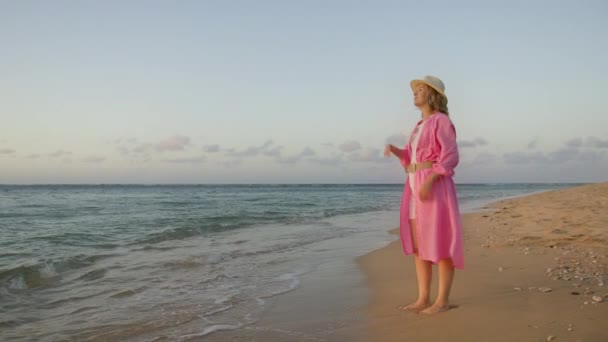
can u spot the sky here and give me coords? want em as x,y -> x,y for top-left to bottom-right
1,0 -> 607,184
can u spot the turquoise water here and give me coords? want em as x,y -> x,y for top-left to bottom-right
0,183 -> 581,340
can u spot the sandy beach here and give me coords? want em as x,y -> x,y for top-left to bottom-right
358,182 -> 608,342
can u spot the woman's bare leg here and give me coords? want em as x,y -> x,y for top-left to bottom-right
421,258 -> 454,314
399,219 -> 432,312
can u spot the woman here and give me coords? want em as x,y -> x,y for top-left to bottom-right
384,75 -> 464,315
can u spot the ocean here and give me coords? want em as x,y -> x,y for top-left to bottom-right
0,183 -> 581,341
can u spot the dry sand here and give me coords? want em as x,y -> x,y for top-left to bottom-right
357,182 -> 608,342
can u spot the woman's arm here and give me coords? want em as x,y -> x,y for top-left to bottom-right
420,116 -> 459,200
431,116 -> 459,177
389,144 -> 411,167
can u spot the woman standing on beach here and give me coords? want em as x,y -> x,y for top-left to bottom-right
384,75 -> 464,315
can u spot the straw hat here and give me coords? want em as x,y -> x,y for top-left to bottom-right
410,75 -> 446,98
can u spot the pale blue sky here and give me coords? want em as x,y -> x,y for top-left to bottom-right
1,1 -> 607,184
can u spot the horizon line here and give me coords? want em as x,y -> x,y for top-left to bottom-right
0,182 -> 593,186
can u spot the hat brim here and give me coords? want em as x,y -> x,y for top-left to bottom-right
410,79 -> 446,98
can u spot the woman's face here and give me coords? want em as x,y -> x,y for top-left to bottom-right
413,84 -> 429,108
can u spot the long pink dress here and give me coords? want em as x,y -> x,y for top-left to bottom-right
393,112 -> 465,269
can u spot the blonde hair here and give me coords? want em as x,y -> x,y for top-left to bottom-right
426,85 -> 449,115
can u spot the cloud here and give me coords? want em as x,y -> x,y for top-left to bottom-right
114,141 -> 153,164
458,137 -> 488,148
503,151 -> 549,164
577,150 -> 606,162
48,150 -> 72,158
338,140 -> 361,153
0,148 -> 15,154
222,159 -> 242,168
163,156 -> 206,164
458,141 -> 476,148
475,138 -> 489,146
26,154 -> 41,159
276,155 -> 301,164
545,147 -> 580,164
118,142 -> 154,156
117,145 -> 131,156
218,142 -> 371,167
230,146 -> 262,157
527,138 -> 539,149
156,135 -> 191,152
310,154 -> 344,166
115,137 -> 175,159
264,146 -> 283,157
261,140 -> 273,149
532,137 -> 608,164
225,140 -> 276,157
587,136 -> 608,148
275,147 -> 316,164
203,144 -> 221,153
386,133 -> 408,147
112,137 -> 138,145
502,138 -> 607,165
473,153 -> 498,164
322,142 -> 334,148
300,147 -> 316,157
565,138 -> 583,149
82,156 -> 106,163
348,148 -> 387,163
133,144 -> 152,153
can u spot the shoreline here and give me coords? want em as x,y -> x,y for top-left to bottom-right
356,182 -> 608,342
206,183 -> 604,341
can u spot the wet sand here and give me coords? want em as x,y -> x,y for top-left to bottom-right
204,256 -> 369,341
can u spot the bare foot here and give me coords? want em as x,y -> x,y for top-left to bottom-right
420,303 -> 451,315
397,300 -> 431,312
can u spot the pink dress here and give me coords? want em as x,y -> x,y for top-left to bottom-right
408,119 -> 427,220
393,112 -> 465,269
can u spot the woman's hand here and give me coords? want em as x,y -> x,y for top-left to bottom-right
419,181 -> 433,201
419,174 -> 439,201
384,144 -> 394,157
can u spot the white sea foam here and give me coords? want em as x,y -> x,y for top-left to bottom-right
259,272 -> 301,299
178,323 -> 242,340
202,304 -> 232,317
39,262 -> 58,278
7,276 -> 27,290
213,291 -> 239,305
